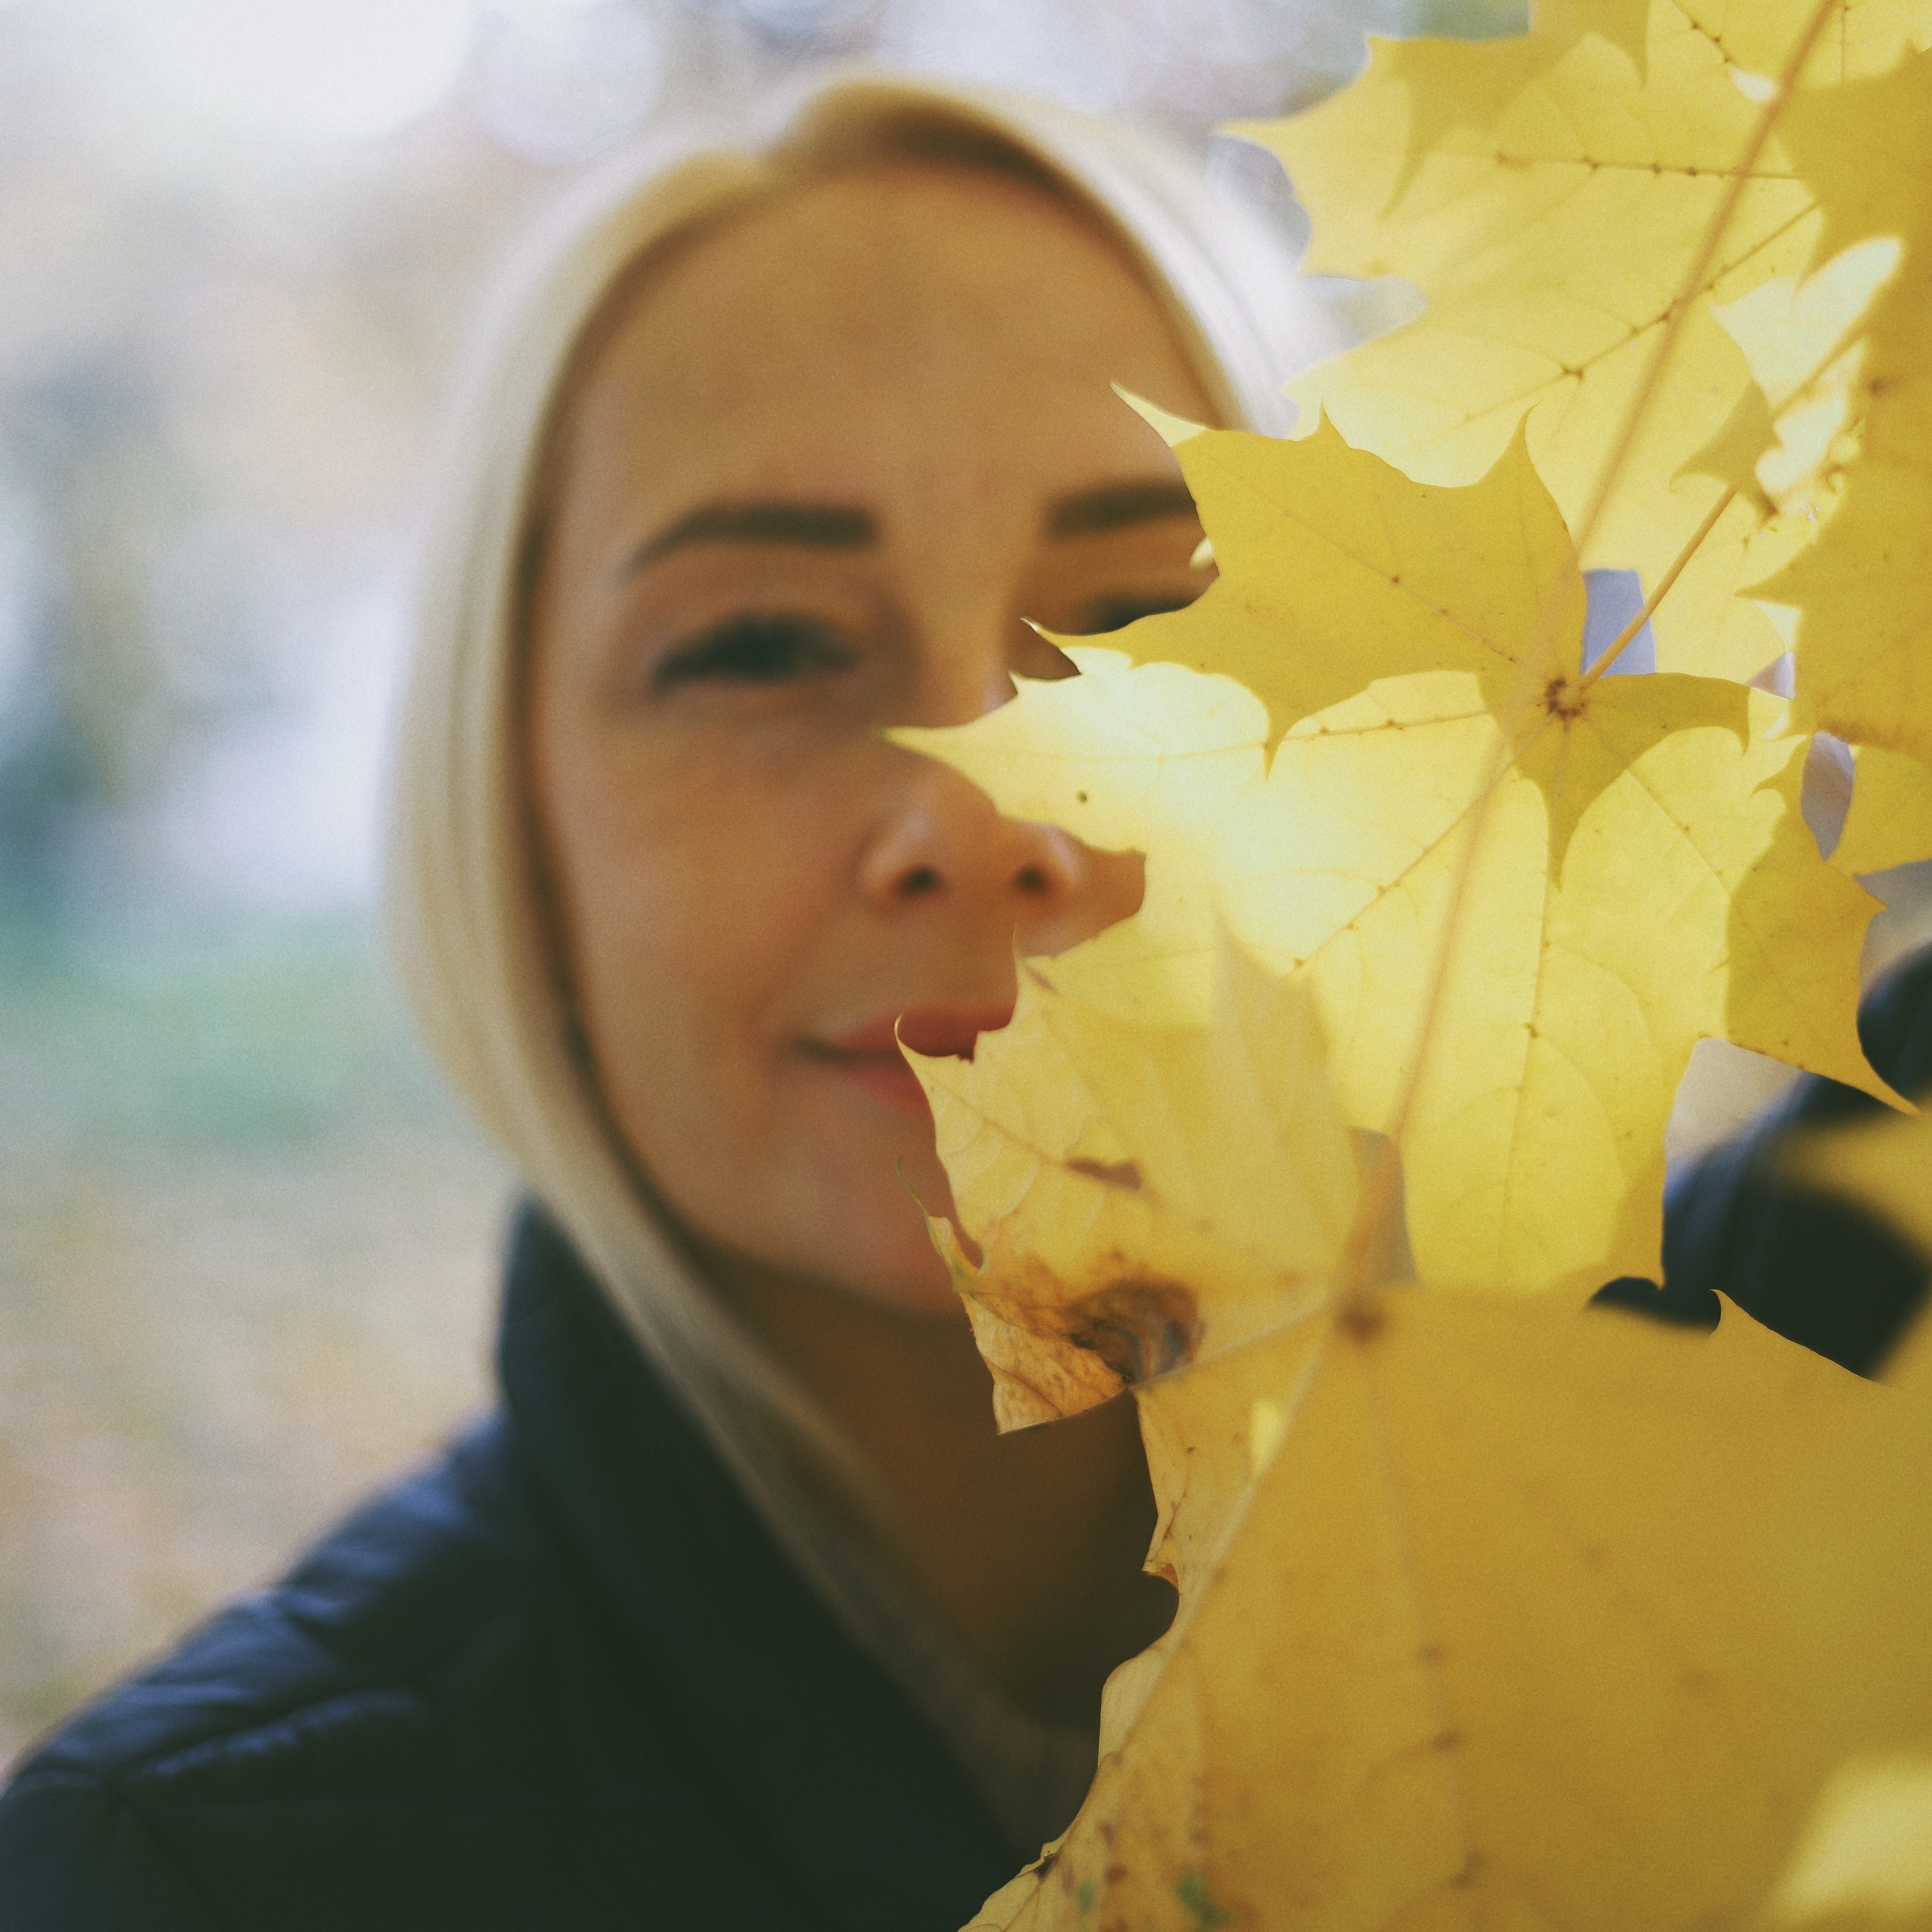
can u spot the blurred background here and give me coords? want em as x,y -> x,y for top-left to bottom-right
2,0 -> 1926,1771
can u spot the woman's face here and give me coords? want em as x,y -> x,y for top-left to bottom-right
527,162 -> 1217,1313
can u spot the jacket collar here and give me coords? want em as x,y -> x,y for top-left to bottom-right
496,1206 -> 1019,1931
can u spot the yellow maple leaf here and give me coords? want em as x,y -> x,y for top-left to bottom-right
1240,0 -> 1929,692
1571,222 -> 1904,687
1733,1115 -> 1932,1927
942,1079 -> 1932,1932
964,1288 -> 1877,1931
900,423 -> 1891,1296
1833,744 -> 1932,875
1223,664 -> 1890,1293
1744,53 -> 1932,769
1766,1754 -> 1932,1926
896,645 -> 1268,1028
1691,0 -> 1932,85
907,937 -> 1363,1429
893,29 -> 1932,1904
1100,410 -> 1584,745
1245,3 -> 1812,577
1706,235 -> 1901,515
923,875 -> 1918,1931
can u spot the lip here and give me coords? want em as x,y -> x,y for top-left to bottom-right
802,1002 -> 1017,1116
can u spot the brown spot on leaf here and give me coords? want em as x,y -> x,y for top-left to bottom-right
1338,1295 -> 1386,1341
1542,673 -> 1587,719
1063,1279 -> 1201,1385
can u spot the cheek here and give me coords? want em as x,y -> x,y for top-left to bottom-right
535,729 -> 953,1303
548,737 -> 860,1085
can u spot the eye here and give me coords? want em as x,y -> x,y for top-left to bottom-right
1068,591 -> 1200,637
652,612 -> 858,692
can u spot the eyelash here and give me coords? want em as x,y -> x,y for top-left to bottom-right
651,613 -> 859,693
643,586 -> 1197,695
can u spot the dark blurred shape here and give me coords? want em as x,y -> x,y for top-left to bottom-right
0,1208 -> 1022,1927
1634,942 -> 1932,1377
1588,1275 -> 1720,1332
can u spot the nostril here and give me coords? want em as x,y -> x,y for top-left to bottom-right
899,865 -> 942,898
1014,864 -> 1049,895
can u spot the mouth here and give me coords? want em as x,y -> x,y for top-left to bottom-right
801,1002 -> 1017,1116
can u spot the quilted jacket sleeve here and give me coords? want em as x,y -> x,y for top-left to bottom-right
1659,939 -> 1932,1374
0,1770 -> 224,1931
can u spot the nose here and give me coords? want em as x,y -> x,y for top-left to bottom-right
857,615 -> 1143,947
860,759 -> 1073,903
857,756 -> 1144,953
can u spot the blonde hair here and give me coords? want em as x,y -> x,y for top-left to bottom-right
386,74 -> 1324,1593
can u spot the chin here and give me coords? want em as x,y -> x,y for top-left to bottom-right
851,1270 -> 969,1317
824,1219 -> 964,1315
796,1183 -> 964,1314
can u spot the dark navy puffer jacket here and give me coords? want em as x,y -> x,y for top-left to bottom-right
1653,937 -> 1932,1372
2,944 -> 1927,1932
0,1209 -> 1021,1931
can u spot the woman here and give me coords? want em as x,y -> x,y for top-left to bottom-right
0,77 -> 1321,1930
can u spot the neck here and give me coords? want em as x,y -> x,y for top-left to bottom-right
694,1238 -> 1175,1728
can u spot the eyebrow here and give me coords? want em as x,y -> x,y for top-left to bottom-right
1045,478 -> 1200,539
622,476 -> 1200,577
624,501 -> 877,574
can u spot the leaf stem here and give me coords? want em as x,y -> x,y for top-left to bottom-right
1337,707 -> 1561,1297
1568,0 -> 1836,565
1356,2 -> 1837,1290
1512,0 -> 1832,726
1577,485 -> 1739,691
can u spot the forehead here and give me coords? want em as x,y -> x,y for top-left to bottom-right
553,165 -> 1206,535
